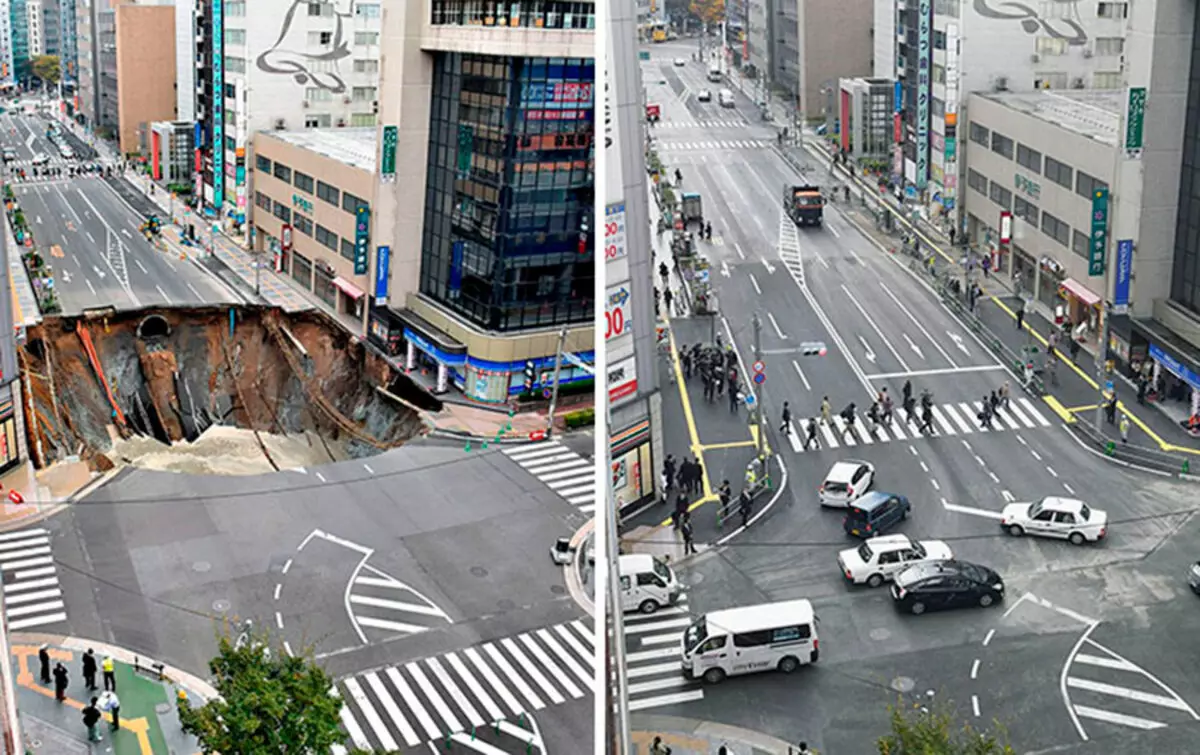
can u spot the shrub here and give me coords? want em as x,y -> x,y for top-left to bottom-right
563,408 -> 595,429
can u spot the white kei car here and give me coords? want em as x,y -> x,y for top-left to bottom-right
837,534 -> 954,587
818,460 -> 874,507
1000,496 -> 1108,545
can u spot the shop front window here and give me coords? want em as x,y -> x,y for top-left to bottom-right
1038,256 -> 1066,309
315,268 -> 337,307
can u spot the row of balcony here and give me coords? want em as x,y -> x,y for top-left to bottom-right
430,0 -> 594,30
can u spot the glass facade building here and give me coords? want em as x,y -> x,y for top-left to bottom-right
419,53 -> 594,332
10,0 -> 27,84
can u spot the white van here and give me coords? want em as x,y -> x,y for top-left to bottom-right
681,599 -> 818,683
707,64 -> 722,83
718,89 -> 736,108
619,553 -> 681,614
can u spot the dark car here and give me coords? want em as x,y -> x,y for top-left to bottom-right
890,560 -> 1004,615
843,491 -> 910,538
1188,561 -> 1200,595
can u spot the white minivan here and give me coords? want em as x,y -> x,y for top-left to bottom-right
681,599 -> 818,683
619,553 -> 682,614
718,89 -> 736,108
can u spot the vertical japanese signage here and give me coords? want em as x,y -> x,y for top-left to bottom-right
380,125 -> 397,182
374,245 -> 390,300
894,81 -> 903,144
1125,87 -> 1146,158
1113,239 -> 1133,312
943,23 -> 959,203
354,206 -> 370,275
1089,188 -> 1109,276
211,0 -> 225,206
916,0 -> 932,190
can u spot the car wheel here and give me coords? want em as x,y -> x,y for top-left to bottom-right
1007,524 -> 1024,537
703,667 -> 726,684
639,599 -> 659,615
778,656 -> 800,674
910,601 -> 926,615
979,593 -> 995,608
1069,532 -> 1086,546
866,573 -> 884,588
902,508 -> 909,520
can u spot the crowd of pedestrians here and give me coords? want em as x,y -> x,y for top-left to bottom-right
38,645 -> 121,742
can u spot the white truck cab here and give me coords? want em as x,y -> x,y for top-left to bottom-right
619,553 -> 681,614
681,599 -> 818,684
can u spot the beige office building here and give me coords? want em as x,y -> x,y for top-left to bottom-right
101,3 -> 178,154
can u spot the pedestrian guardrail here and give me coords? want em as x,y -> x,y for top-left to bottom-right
1070,419 -> 1196,478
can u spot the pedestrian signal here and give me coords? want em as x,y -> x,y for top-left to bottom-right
800,341 -> 827,357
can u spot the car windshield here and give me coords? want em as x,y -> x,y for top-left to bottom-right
856,543 -> 874,561
1028,500 -> 1045,519
1079,504 -> 1091,520
824,481 -> 849,493
685,617 -> 707,651
913,543 -> 927,558
651,557 -> 671,581
958,563 -> 986,583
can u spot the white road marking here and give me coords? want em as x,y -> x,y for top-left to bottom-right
733,242 -> 745,260
849,249 -> 864,267
766,312 -> 788,339
316,472 -> 326,483
828,224 -> 840,238
155,285 -> 171,303
275,611 -> 283,629
791,359 -> 811,391
1063,483 -> 1075,494
1073,705 -> 1167,730
1047,466 -> 1058,478
273,583 -> 281,600
187,282 -> 201,299
919,461 -> 928,472
133,259 -> 147,274
971,659 -> 980,679
930,478 -> 940,491
282,558 -> 292,574
1002,592 -> 1033,619
748,273 -> 761,295
1030,449 -> 1042,461
1066,677 -> 1192,711
121,228 -> 132,238
988,471 -> 1000,483
972,694 -> 980,717
364,464 -> 375,475
841,283 -> 908,370
983,629 -> 995,647
85,279 -> 96,295
941,498 -> 1000,519
1001,490 -> 1015,502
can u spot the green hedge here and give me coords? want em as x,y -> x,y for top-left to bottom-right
563,408 -> 595,429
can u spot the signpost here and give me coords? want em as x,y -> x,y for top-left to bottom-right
1089,188 -> 1109,276
354,206 -> 370,275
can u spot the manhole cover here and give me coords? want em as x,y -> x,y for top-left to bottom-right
497,599 -> 516,611
869,628 -> 891,641
891,676 -> 915,693
212,599 -> 231,613
192,561 -> 211,573
549,585 -> 565,595
686,572 -> 703,585
470,566 -> 488,578
155,703 -> 171,715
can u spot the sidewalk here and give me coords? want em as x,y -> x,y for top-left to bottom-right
11,634 -> 214,755
633,715 -> 806,755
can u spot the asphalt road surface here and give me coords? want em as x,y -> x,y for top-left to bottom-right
45,437 -> 593,752
2,111 -> 239,314
633,41 -> 1200,753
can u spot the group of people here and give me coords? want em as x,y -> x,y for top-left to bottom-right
38,645 -> 121,742
9,163 -> 113,181
782,380 -> 942,448
680,342 -> 741,411
976,383 -> 1013,429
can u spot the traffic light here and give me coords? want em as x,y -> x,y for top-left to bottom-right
523,360 -> 536,391
799,341 -> 827,357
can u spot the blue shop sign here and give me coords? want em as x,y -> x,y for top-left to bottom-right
1149,344 -> 1200,393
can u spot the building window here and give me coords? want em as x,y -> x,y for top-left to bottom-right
355,3 -> 380,17
353,59 -> 379,74
1072,229 -> 1089,258
272,200 -> 291,224
933,30 -> 946,50
307,31 -> 334,46
354,31 -> 379,45
305,88 -> 333,102
254,191 -> 271,211
931,64 -> 945,85
1076,170 -> 1108,199
292,252 -> 312,288
931,98 -> 944,118
1035,37 -> 1068,55
1045,156 -> 1073,188
967,169 -> 988,194
1094,37 -> 1123,56
991,132 -> 1014,159
294,215 -> 314,236
308,2 -> 333,17
989,181 -> 1013,210
350,113 -> 377,127
340,237 -> 356,261
342,191 -> 369,215
226,29 -> 246,45
1041,212 -> 1071,247
273,162 -> 292,184
315,224 -> 339,252
1034,73 -> 1068,89
304,116 -> 321,128
294,171 -> 314,193
1014,195 -> 1038,225
1097,2 -> 1128,19
226,1 -> 246,16
351,86 -> 377,102
1016,144 -> 1042,174
225,56 -> 246,74
969,122 -> 989,147
255,155 -> 271,174
1093,71 -> 1122,89
317,180 -> 340,206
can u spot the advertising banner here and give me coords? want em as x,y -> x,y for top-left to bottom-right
212,0 -> 224,205
1113,239 -> 1133,312
374,245 -> 390,301
354,206 -> 370,275
1089,188 -> 1109,276
916,0 -> 932,189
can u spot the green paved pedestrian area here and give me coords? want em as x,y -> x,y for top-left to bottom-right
12,642 -> 201,754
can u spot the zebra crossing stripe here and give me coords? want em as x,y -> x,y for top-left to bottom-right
406,661 -> 463,732
943,404 -> 975,433
427,656 -> 482,726
996,408 -> 1022,431
1024,398 -> 1052,426
537,628 -> 592,687
500,637 -> 564,704
5,588 -> 61,606
818,420 -> 840,448
344,676 -> 399,751
340,703 -> 371,750
386,666 -> 442,739
538,462 -> 592,481
1006,399 -> 1034,427
465,646 -> 525,715
627,646 -> 679,663
0,546 -> 51,565
857,422 -> 875,444
786,423 -> 803,453
523,453 -> 577,470
515,634 -> 582,699
553,624 -> 592,665
4,577 -> 57,593
505,444 -> 566,462
931,406 -> 957,435
364,671 -> 420,747
0,529 -> 46,543
450,734 -> 511,754
444,651 -> 505,721
832,416 -> 856,446
0,535 -> 49,551
483,642 -> 546,710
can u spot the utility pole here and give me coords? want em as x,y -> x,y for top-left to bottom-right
545,326 -> 568,436
1094,90 -> 1128,431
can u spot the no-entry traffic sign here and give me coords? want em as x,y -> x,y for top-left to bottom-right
753,360 -> 765,373
753,372 -> 766,385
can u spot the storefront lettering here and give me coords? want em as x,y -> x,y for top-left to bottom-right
292,194 -> 314,214
1015,173 -> 1041,200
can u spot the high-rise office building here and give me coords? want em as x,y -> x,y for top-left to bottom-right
0,0 -> 14,88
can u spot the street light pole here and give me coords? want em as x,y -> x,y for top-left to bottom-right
1093,89 -> 1129,431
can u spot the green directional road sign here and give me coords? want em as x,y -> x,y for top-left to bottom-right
381,125 -> 398,182
1125,87 -> 1146,154
1089,187 -> 1109,276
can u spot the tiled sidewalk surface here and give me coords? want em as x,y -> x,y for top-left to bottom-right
633,715 -> 809,755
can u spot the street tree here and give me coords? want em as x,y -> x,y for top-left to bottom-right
178,628 -> 347,754
30,55 -> 60,86
877,697 -> 1015,755
688,0 -> 724,26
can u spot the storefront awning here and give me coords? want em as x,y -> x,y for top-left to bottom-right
1059,278 -> 1101,307
332,277 -> 365,300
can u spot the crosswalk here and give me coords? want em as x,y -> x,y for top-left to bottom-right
1065,637 -> 1199,733
6,155 -> 80,170
338,619 -> 593,752
657,139 -> 769,151
782,397 -> 1051,452
502,441 -> 595,514
657,119 -> 747,129
349,562 -> 453,640
624,593 -> 702,712
0,527 -> 68,631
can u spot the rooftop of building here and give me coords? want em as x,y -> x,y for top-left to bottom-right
259,128 -> 377,172
977,89 -> 1124,145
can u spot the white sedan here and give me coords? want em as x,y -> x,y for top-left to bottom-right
838,534 -> 953,587
673,58 -> 686,66
1001,496 -> 1107,545
30,153 -> 49,166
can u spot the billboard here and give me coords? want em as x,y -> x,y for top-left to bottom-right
916,0 -> 932,190
211,0 -> 225,207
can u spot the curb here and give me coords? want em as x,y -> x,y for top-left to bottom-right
13,632 -> 218,702
632,714 -> 800,753
564,518 -> 595,618
1062,421 -> 1200,482
0,466 -> 123,535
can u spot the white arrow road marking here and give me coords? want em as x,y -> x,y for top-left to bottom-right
734,242 -> 746,260
941,498 -> 1004,520
767,312 -> 788,339
1001,490 -> 1015,502
91,265 -> 105,279
902,333 -> 925,359
947,330 -> 971,356
762,257 -> 776,275
748,273 -> 761,295
791,359 -> 811,390
34,215 -> 40,224
720,260 -> 731,278
60,270 -> 70,283
858,335 -> 876,364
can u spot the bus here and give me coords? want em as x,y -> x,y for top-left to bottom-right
649,21 -> 667,42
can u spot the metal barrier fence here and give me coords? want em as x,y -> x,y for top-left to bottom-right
1070,418 -> 1196,478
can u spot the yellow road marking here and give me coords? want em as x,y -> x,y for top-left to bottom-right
1065,404 -> 1099,414
700,439 -> 758,451
1043,395 -> 1076,424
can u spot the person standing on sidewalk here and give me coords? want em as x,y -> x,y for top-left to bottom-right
102,656 -> 116,691
38,645 -> 51,685
663,288 -> 674,317
1016,302 -> 1025,331
729,380 -> 740,414
681,517 -> 696,555
53,662 -> 69,702
100,690 -> 120,731
1120,414 -> 1131,443
691,457 -> 704,495
673,493 -> 688,530
780,401 -> 792,434
82,698 -> 102,743
82,648 -> 98,691
739,490 -> 753,528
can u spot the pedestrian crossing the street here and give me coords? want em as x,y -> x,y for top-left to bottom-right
782,397 -> 1051,453
337,619 -> 592,752
657,139 -> 769,151
624,594 -> 702,712
658,119 -> 747,129
0,527 -> 68,632
1064,637 -> 1199,733
503,441 -> 595,514
348,562 -> 453,640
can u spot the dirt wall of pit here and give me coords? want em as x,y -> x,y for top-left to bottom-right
21,306 -> 437,470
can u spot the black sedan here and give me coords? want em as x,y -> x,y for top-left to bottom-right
890,560 -> 1004,615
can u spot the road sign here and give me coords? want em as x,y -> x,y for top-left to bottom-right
1106,379 -> 1114,394
752,360 -> 765,373
744,394 -> 757,407
753,372 -> 766,385
1089,187 -> 1109,276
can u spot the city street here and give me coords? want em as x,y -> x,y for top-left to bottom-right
2,111 -> 238,314
41,438 -> 594,752
631,41 -> 1200,752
